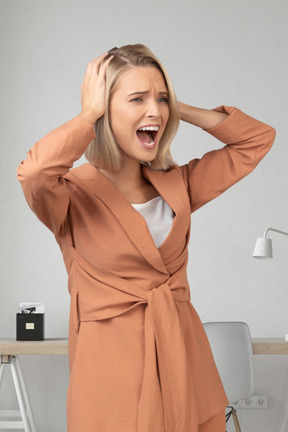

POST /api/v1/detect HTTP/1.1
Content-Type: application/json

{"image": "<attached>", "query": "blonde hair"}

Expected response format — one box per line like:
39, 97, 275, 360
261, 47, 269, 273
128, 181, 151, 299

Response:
85, 44, 180, 171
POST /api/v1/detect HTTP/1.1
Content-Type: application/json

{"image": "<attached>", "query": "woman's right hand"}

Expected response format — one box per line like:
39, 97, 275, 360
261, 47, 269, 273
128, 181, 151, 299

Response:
80, 53, 113, 125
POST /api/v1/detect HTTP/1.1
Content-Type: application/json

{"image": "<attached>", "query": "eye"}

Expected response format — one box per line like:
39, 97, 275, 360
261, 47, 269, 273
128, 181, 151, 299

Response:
131, 97, 143, 102
158, 97, 168, 103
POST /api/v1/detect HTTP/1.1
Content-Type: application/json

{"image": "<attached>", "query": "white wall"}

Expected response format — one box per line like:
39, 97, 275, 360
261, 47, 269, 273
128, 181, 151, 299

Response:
0, 0, 287, 430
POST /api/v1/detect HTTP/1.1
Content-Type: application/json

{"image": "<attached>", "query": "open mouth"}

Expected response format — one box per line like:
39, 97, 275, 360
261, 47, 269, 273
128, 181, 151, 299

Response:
136, 126, 159, 148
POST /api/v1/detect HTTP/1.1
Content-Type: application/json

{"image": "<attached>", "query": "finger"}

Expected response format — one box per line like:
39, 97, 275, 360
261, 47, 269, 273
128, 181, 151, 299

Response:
82, 52, 110, 85
90, 52, 109, 73
98, 55, 113, 78
82, 53, 107, 81
82, 62, 94, 83
94, 52, 109, 63
96, 53, 113, 75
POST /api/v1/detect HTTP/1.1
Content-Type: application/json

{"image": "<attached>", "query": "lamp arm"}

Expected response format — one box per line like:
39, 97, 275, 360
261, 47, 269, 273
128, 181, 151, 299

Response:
263, 228, 288, 238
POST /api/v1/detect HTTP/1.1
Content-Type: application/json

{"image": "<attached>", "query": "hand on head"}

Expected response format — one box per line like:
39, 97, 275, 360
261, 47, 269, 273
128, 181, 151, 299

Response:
80, 53, 113, 125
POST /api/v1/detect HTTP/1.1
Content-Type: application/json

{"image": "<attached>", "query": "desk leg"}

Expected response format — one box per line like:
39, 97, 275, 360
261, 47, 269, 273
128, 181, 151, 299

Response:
14, 357, 36, 432
0, 362, 5, 387
10, 357, 31, 432
232, 408, 242, 432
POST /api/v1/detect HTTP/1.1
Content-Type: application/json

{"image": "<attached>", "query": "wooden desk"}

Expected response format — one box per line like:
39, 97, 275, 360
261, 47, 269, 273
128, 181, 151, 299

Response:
0, 338, 68, 358
1, 338, 288, 356
252, 338, 288, 355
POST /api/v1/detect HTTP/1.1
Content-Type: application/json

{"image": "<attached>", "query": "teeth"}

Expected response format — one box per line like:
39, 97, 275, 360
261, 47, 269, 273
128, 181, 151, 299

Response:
138, 126, 159, 131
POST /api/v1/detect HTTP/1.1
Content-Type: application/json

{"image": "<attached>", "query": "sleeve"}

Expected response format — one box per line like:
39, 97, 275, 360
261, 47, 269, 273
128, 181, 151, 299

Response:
180, 105, 276, 213
17, 115, 96, 235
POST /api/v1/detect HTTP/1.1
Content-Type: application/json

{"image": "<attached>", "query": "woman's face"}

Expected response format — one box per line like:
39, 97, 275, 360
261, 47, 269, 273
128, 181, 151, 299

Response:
109, 66, 169, 165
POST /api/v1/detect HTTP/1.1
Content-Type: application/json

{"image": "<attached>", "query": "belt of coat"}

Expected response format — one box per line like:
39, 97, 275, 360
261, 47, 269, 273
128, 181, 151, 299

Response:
69, 247, 199, 432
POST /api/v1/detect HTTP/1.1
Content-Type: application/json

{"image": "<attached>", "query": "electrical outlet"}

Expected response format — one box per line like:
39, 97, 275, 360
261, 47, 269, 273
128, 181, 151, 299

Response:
230, 400, 241, 409
255, 396, 267, 408
241, 398, 254, 408
235, 395, 268, 409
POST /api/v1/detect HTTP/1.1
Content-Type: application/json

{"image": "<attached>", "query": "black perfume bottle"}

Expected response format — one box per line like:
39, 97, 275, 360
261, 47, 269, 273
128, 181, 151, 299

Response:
16, 305, 45, 341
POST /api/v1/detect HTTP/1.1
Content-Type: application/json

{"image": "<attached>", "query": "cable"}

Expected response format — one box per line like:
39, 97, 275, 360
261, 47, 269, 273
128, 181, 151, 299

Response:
225, 406, 234, 432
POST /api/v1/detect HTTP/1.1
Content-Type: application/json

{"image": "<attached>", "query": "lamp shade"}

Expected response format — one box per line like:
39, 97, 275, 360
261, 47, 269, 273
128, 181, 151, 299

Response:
253, 237, 273, 259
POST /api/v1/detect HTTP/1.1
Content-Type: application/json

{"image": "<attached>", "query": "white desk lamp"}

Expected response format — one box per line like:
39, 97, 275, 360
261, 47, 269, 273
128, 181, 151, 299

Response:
253, 229, 288, 432
253, 227, 288, 259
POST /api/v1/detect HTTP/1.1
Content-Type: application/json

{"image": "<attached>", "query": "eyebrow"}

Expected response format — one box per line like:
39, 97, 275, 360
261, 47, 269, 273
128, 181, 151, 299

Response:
128, 90, 169, 96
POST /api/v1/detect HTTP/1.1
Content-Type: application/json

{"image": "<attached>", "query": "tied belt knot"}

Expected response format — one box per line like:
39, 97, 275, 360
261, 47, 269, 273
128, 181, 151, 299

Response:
138, 283, 198, 431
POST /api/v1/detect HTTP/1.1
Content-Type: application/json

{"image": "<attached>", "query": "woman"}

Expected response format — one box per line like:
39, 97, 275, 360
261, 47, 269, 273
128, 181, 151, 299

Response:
17, 44, 276, 432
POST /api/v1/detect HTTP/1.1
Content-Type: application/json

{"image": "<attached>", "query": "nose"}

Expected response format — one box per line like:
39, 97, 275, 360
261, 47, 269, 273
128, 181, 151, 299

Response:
146, 99, 161, 118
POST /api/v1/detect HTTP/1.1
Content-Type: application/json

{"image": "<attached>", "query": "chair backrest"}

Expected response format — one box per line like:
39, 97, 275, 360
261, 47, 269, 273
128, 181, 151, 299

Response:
203, 321, 254, 403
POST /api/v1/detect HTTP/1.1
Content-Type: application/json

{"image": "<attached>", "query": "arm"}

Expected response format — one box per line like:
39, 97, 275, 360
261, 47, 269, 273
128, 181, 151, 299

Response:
178, 102, 229, 130
17, 117, 96, 234
179, 105, 276, 213
17, 54, 112, 235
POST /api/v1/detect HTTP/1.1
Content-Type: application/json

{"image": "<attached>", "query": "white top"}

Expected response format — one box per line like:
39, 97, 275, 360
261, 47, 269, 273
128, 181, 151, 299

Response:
131, 196, 174, 248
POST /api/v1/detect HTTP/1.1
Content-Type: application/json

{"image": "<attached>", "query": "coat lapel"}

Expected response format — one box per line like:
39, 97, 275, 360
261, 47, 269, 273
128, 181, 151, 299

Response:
67, 164, 190, 275
142, 166, 191, 255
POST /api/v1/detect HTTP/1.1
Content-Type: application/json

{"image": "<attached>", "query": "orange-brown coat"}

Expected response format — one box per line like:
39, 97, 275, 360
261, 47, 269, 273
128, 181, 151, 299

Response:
17, 106, 275, 432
